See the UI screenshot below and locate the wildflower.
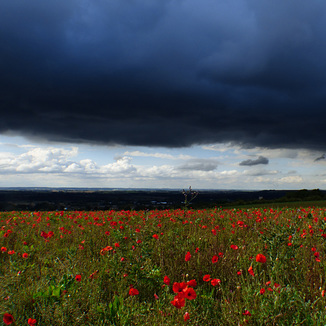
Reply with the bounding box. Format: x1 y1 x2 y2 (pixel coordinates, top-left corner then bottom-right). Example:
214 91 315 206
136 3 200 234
212 255 218 263
28 318 37 325
171 296 185 309
153 234 159 239
75 274 82 282
185 251 191 262
89 270 99 279
22 253 29 258
248 266 255 277
183 287 197 300
237 270 242 275
243 310 251 316
256 254 266 263
173 282 187 294
211 278 221 286
203 274 211 282
114 243 120 248
8 250 15 255
40 231 48 239
129 287 139 296
3 313 14 325
163 275 170 285
184 312 190 321
260 288 265 295
230 244 238 250
1 247 7 252
187 279 197 287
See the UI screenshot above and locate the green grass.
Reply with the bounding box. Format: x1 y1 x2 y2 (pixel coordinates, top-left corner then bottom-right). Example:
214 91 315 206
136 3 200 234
1 206 326 325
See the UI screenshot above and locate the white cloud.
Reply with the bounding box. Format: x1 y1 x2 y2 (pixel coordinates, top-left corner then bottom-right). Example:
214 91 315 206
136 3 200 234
279 176 303 184
123 150 193 160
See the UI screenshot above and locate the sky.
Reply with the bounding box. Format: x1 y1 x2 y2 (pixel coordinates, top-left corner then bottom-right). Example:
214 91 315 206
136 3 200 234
1 0 326 190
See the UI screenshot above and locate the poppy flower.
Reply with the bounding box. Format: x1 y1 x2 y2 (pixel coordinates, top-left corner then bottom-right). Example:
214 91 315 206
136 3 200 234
203 274 211 282
40 231 48 239
187 279 197 287
260 288 265 295
173 282 187 294
256 254 266 263
211 278 221 286
185 251 191 262
28 318 37 325
1 247 7 252
8 250 15 255
243 310 251 316
152 234 159 239
184 312 190 321
22 253 29 258
171 296 185 309
163 276 170 285
248 266 255 277
3 313 14 325
212 255 218 263
75 274 82 282
129 287 139 296
230 244 238 250
183 287 197 300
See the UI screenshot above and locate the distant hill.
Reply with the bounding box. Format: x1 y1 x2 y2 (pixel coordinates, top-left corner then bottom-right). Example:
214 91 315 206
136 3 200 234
0 188 325 211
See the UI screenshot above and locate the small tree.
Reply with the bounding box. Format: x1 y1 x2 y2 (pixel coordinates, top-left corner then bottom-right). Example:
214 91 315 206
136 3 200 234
182 186 198 209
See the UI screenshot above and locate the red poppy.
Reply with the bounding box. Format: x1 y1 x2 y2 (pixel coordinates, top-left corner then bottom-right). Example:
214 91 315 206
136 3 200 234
173 282 187 294
212 255 218 263
8 250 15 255
256 254 266 263
1 247 7 252
184 312 190 321
260 288 265 295
171 296 185 309
248 266 255 277
22 253 29 258
129 287 139 296
183 287 197 300
243 310 251 316
3 313 14 325
40 231 48 239
152 234 159 239
230 244 238 250
163 276 170 285
186 279 197 287
203 274 211 282
185 251 191 262
28 318 37 325
211 278 221 286
75 274 82 282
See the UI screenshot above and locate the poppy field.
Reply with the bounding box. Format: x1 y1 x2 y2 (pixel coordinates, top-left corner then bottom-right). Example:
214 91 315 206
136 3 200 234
1 206 326 325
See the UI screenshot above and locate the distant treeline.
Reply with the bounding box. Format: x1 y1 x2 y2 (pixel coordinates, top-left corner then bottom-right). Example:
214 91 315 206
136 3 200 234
0 189 325 211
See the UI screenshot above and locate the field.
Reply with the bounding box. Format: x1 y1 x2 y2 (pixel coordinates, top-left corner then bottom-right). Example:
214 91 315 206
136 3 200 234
1 206 326 325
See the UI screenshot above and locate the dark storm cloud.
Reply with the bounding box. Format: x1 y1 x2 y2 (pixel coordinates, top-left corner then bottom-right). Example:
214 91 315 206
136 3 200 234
315 154 326 162
239 156 269 166
1 0 326 149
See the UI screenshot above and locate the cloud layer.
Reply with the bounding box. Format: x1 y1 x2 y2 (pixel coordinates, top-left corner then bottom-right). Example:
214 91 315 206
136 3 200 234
1 1 326 150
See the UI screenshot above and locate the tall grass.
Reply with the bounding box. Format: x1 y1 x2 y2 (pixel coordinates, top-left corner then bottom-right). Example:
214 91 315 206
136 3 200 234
1 207 326 325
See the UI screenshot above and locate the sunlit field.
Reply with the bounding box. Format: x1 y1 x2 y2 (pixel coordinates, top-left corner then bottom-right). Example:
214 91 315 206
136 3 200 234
2 206 326 325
